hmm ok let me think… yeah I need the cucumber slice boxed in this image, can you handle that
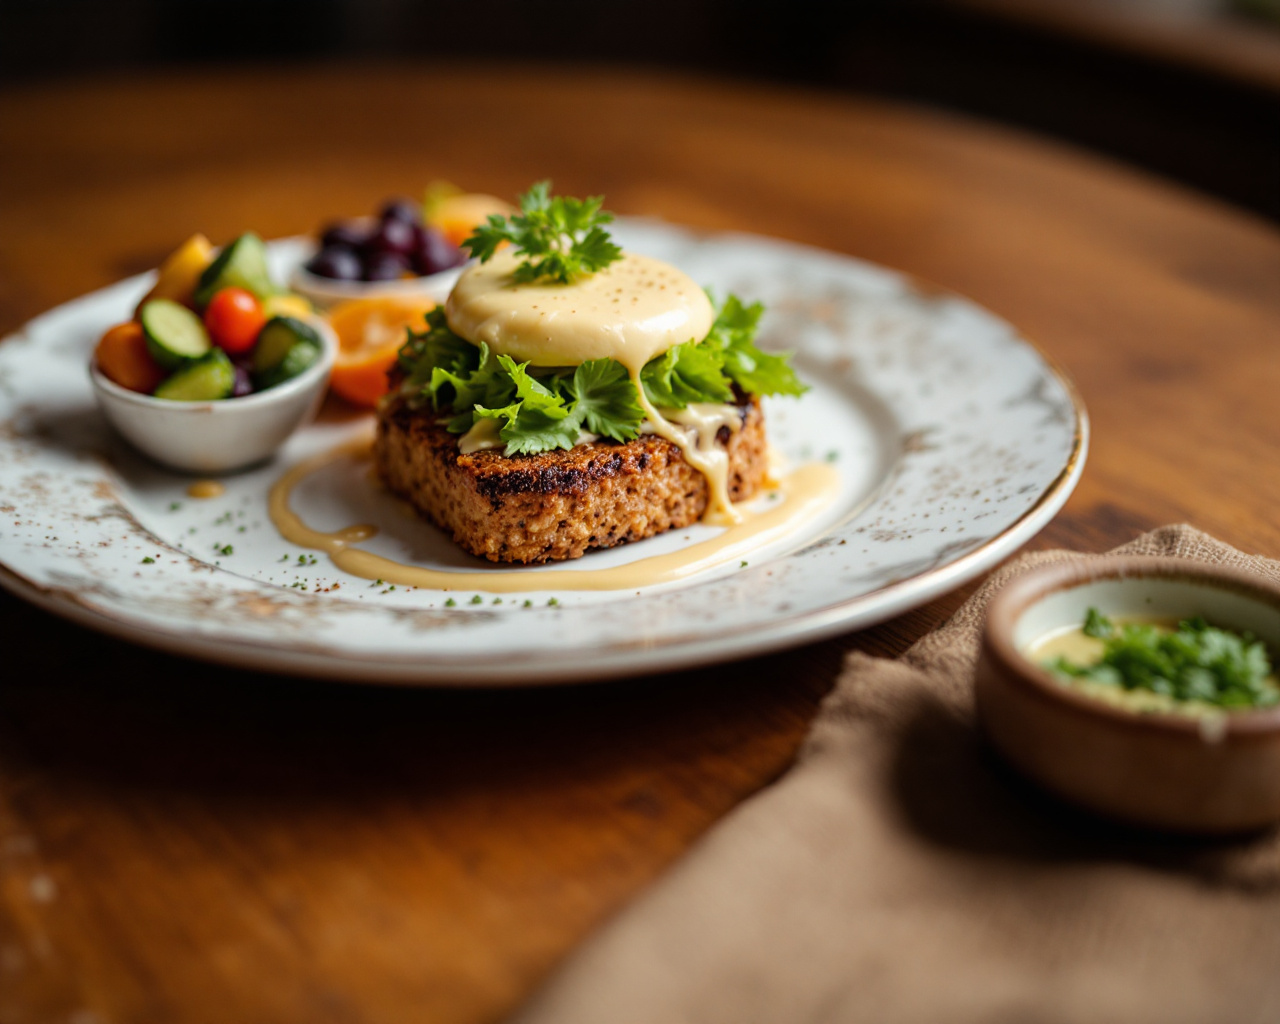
[194,233,276,308]
[254,341,320,391]
[140,298,212,369]
[153,349,235,402]
[252,316,322,373]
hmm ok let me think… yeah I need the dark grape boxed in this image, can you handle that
[311,198,460,284]
[231,364,254,398]
[305,245,363,281]
[363,250,410,282]
[379,198,422,226]
[319,220,369,250]
[365,215,417,258]
[411,224,466,275]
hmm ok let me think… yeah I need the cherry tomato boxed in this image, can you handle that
[203,287,266,355]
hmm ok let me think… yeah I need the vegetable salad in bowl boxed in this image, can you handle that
[95,233,323,402]
[89,232,337,473]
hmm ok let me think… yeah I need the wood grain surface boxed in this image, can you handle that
[1,65,1279,1024]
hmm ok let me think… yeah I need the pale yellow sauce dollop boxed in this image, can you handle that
[445,250,714,370]
[268,440,839,594]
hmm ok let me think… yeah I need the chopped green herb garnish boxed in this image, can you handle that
[547,597,559,606]
[740,560,748,568]
[141,556,155,564]
[523,599,533,608]
[1083,606,1112,639]
[214,543,233,556]
[1045,608,1279,710]
[445,598,456,607]
[463,180,622,284]
[168,502,182,512]
[470,594,484,605]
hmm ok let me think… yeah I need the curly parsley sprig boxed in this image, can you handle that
[461,180,623,284]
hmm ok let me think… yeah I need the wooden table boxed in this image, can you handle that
[2,66,1279,1024]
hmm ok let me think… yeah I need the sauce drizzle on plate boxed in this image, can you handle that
[187,480,226,499]
[268,438,839,594]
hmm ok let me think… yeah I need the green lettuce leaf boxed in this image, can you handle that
[398,307,473,376]
[396,292,805,456]
[569,358,645,440]
[704,294,807,398]
[640,340,733,409]
[479,356,584,454]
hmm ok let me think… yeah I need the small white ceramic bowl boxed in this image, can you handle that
[288,253,464,311]
[89,317,337,474]
[977,556,1280,833]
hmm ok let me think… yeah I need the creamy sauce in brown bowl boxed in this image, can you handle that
[976,556,1280,833]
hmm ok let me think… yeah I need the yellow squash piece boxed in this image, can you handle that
[135,233,215,315]
[262,293,313,320]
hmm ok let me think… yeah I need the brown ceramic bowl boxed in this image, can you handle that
[976,556,1280,833]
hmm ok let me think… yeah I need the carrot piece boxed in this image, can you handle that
[95,321,167,393]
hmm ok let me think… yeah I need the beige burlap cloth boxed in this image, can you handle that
[514,526,1280,1024]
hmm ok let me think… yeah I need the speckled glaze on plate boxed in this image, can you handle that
[0,221,1087,685]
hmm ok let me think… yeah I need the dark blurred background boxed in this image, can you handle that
[2,0,1277,221]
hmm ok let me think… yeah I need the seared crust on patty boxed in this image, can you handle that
[374,394,769,563]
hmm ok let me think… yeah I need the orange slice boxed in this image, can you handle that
[327,296,437,408]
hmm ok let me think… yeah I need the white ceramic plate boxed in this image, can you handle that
[0,220,1086,684]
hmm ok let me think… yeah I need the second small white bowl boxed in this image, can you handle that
[90,317,337,474]
[288,260,463,311]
